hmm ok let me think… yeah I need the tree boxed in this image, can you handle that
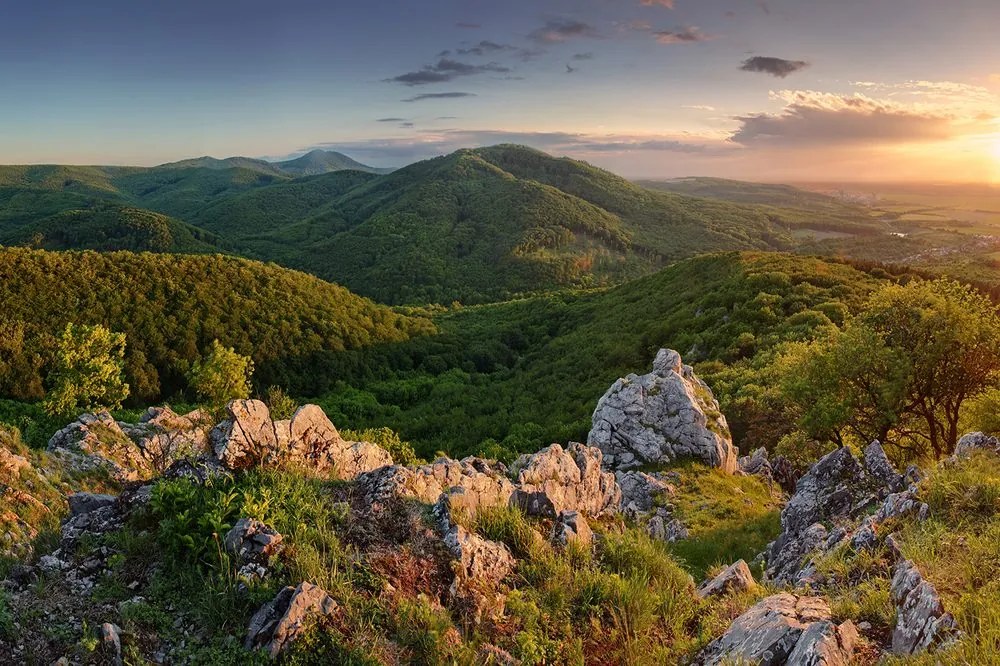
[42,323,130,417]
[187,340,254,407]
[783,279,1000,459]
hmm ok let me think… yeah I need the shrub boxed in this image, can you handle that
[42,323,129,417]
[188,340,254,407]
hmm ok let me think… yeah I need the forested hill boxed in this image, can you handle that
[190,145,797,304]
[0,248,433,404]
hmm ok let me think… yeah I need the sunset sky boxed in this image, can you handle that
[2,0,999,181]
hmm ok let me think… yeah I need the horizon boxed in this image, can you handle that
[2,0,999,182]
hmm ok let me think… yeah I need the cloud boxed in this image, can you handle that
[529,19,600,44]
[683,105,716,111]
[740,56,809,78]
[730,90,956,146]
[402,92,478,103]
[400,122,415,128]
[389,58,511,86]
[456,22,481,29]
[456,41,516,56]
[653,26,713,44]
[757,1,771,15]
[572,52,595,61]
[376,117,406,123]
[640,0,675,7]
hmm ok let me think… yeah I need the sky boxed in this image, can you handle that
[1,0,1000,182]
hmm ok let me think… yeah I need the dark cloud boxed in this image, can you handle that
[456,40,516,56]
[731,92,954,146]
[376,117,406,123]
[653,26,713,44]
[529,19,600,44]
[640,0,675,7]
[388,58,511,86]
[402,92,478,103]
[456,22,481,29]
[400,122,415,128]
[566,64,577,74]
[572,52,594,61]
[740,56,809,78]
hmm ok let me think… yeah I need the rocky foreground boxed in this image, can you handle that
[0,350,989,664]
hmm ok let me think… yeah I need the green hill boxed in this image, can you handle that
[190,145,798,304]
[306,252,897,458]
[0,204,225,253]
[159,149,387,177]
[0,248,433,403]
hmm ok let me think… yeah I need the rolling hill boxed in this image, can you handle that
[0,247,433,403]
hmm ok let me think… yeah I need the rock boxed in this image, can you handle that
[849,518,878,552]
[698,593,857,666]
[697,560,757,599]
[213,400,279,469]
[48,411,153,481]
[443,525,516,587]
[67,492,116,517]
[121,406,212,469]
[224,518,284,576]
[877,490,929,523]
[100,623,122,666]
[551,510,593,548]
[955,431,1000,458]
[358,457,515,516]
[245,582,338,657]
[890,560,959,655]
[588,349,738,473]
[0,445,31,480]
[512,443,621,518]
[616,470,673,518]
[648,515,688,543]
[162,456,232,484]
[739,447,773,479]
[60,502,123,552]
[766,443,903,585]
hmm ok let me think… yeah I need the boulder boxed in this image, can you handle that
[616,470,674,518]
[512,443,621,518]
[48,411,153,481]
[588,349,737,473]
[67,493,116,517]
[954,431,1000,458]
[648,515,688,543]
[100,622,123,666]
[697,560,757,599]
[551,510,593,548]
[245,582,338,657]
[212,400,279,469]
[443,525,516,587]
[890,560,958,655]
[697,593,857,666]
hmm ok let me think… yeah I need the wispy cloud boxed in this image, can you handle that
[572,52,595,61]
[640,0,675,7]
[740,56,809,78]
[457,41,517,56]
[376,117,406,123]
[529,19,601,44]
[653,26,713,44]
[389,58,511,86]
[683,105,716,111]
[402,92,478,103]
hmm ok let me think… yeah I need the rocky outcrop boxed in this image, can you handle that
[697,560,757,599]
[444,525,516,587]
[765,442,905,585]
[589,349,738,473]
[551,510,593,548]
[698,594,857,666]
[954,431,1000,458]
[739,447,798,493]
[890,560,958,655]
[512,443,620,518]
[245,582,338,658]
[48,408,212,482]
[212,401,392,479]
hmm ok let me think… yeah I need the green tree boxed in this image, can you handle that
[42,323,130,417]
[187,340,254,407]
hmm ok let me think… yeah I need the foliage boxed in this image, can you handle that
[339,426,421,466]
[187,340,254,407]
[0,247,432,404]
[42,323,129,417]
[264,385,297,420]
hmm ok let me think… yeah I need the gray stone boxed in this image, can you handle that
[551,510,593,548]
[213,400,279,469]
[512,443,621,518]
[588,349,737,473]
[443,525,516,587]
[697,560,757,599]
[245,582,338,657]
[67,492,117,517]
[955,431,1000,458]
[100,622,122,666]
[224,518,284,572]
[890,560,959,655]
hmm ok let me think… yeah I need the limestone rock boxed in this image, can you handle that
[698,593,857,666]
[225,518,284,580]
[100,622,123,666]
[551,510,593,548]
[358,457,514,516]
[443,525,516,587]
[648,515,688,543]
[245,582,338,657]
[67,493,116,517]
[697,560,757,599]
[616,470,673,518]
[955,431,1000,458]
[890,560,958,655]
[512,443,621,518]
[588,349,737,473]
[212,400,279,469]
[48,411,153,481]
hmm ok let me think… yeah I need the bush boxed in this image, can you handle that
[187,340,254,407]
[42,323,129,417]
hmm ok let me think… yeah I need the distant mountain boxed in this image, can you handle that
[158,149,389,177]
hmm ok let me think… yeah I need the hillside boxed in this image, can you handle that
[190,146,797,304]
[0,248,432,404]
[158,149,388,177]
[308,252,894,459]
[0,205,225,253]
